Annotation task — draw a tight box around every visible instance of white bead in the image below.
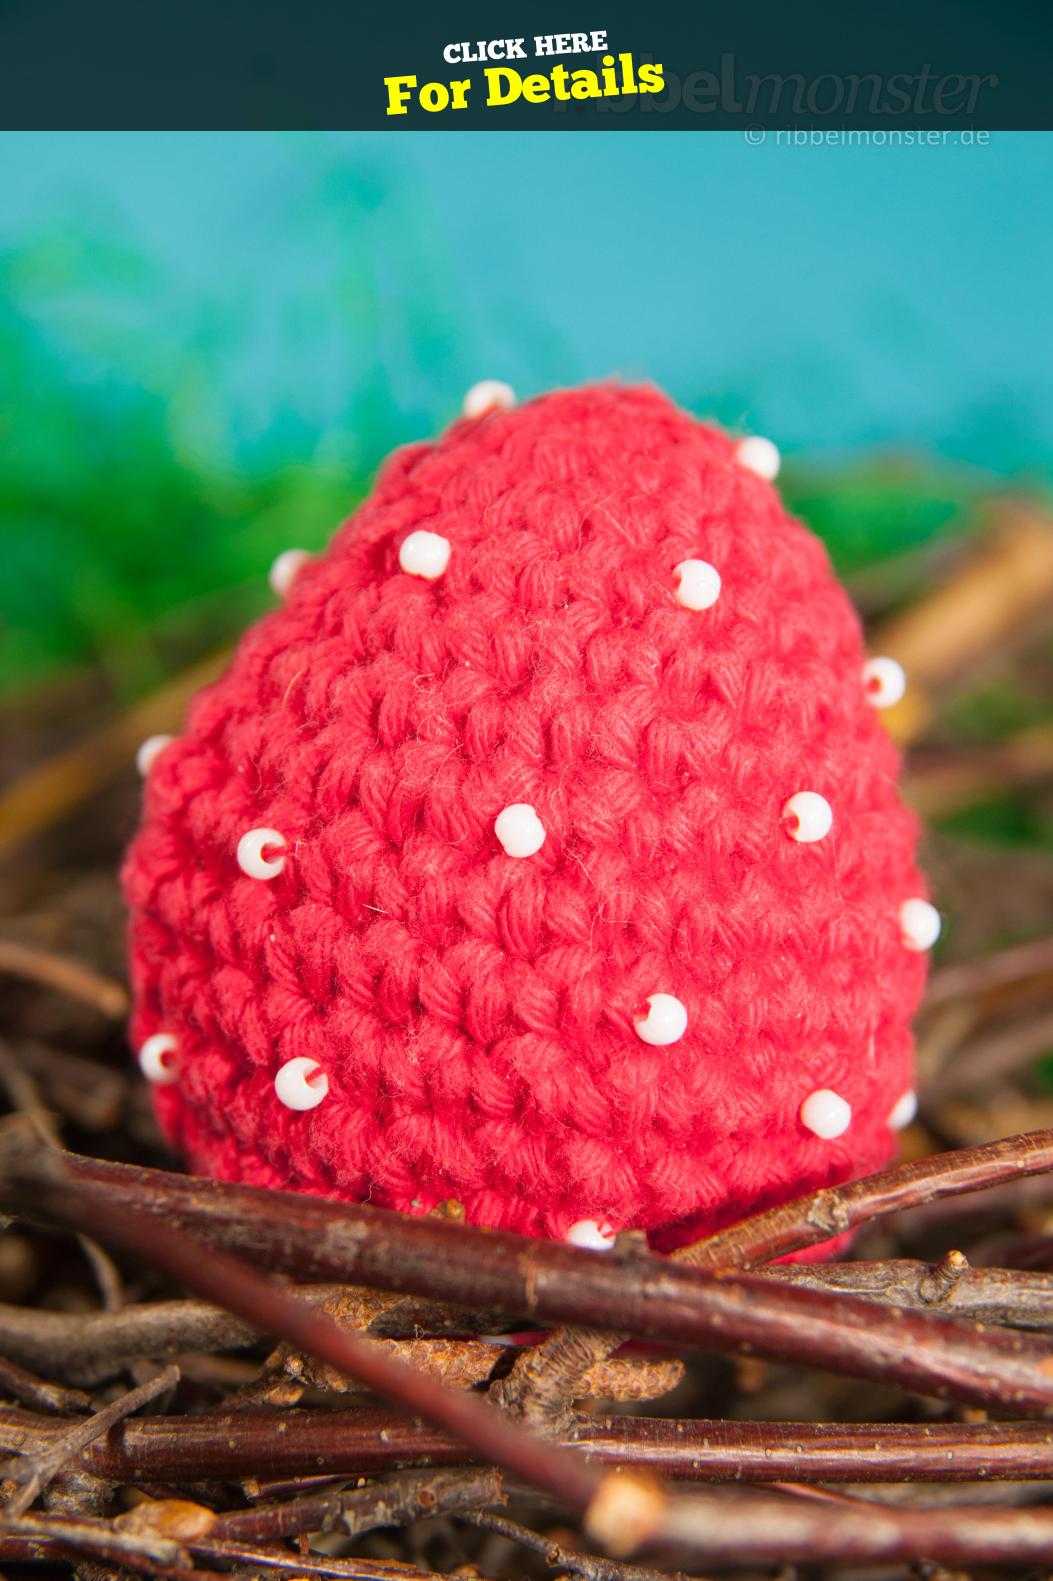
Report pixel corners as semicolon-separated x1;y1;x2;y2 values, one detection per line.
463;380;516;418
138;1032;179;1085
782;791;833;843
633;993;688;1047
136;735;174;777
398;529;451;580
269;548;311;598
565;1219;616;1251
735;435;781;480
800;1088;852;1140
673;559;722;612
236;827;287;880
888;1090;918;1131
863;656;906;709
900;897;941;952
494;803;546;859
274;1056;329;1111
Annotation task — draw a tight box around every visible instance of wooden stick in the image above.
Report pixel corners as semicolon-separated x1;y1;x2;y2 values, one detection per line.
8;1131;1053;1418
678;1125;1053;1267
0;940;128;1019
8;1404;1053;1486
657;1485;1053;1565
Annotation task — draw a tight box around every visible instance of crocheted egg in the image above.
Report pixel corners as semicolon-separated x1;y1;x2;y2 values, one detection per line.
123;383;933;1249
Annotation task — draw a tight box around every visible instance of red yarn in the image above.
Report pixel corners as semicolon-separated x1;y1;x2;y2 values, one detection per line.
123;383;929;1249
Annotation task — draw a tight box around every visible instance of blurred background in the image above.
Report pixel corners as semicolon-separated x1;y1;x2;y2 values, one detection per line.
2;131;1053;1156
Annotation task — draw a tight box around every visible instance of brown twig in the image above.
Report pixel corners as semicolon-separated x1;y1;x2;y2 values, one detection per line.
0;941;128;1020
0;1366;179;1519
7;1405;1053;1487
0;1141;605;1520
752;1254;1053;1330
678;1125;1053;1267
7;1133;1053;1419
655;1485;1053;1565
0;648;227;861
463;1509;687;1581
926;931;1053;1009
212;1466;503;1543
0;1357;91;1417
1;1512;441;1580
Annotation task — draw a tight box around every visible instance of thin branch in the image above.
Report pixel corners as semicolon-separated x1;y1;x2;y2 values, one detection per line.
7;1406;1053;1486
1;1512;440;1581
463;1509;688;1581
926;931;1053;1009
0;940;128;1020
0;1356;91;1416
0;1511;185;1571
212;1467;503;1543
753;1254;1053;1330
0;1140;605;1519
678;1125;1053;1268
7;1130;1053;1419
654;1485;1053;1566
0;647;227;861
0;1289;512;1388
0;1365;179;1518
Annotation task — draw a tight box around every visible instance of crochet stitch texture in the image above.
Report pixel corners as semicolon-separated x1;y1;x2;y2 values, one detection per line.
123;383;929;1247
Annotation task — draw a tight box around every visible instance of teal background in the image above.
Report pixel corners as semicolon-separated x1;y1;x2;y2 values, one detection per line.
1;131;1050;693
3;132;1051;470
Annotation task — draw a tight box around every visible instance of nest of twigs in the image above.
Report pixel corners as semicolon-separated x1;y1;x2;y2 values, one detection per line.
4;497;1053;1580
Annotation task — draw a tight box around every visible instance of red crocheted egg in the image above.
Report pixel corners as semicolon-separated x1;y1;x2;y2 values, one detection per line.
123;383;933;1249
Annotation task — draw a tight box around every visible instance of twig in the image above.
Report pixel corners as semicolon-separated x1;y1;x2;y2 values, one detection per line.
212;1467;503;1543
0;648;227;860
7;1132;1053;1418
0;1142;606;1519
0;1365;179;1518
0;1357;91;1416
0;940;128;1020
0;1289;513;1388
1;1512;439;1580
184;1536;452;1580
926;931;1053;1009
463;1509;687;1581
0;1510;185;1570
655;1485;1053;1565
0;1047;125;1314
869;499;1053;743
678;1125;1053;1267
8;1406;1053;1486
753;1254;1053;1330
925;1008;1053;1097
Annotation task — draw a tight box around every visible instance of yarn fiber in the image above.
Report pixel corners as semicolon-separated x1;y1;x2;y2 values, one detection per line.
123;383;929;1248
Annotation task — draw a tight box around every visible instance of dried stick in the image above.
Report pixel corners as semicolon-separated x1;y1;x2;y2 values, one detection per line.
0;940;128;1020
0;1510;184;1571
212;1466;502;1543
0;1366;179;1518
8;1406;1053;1487
463;1509;686;1581
8;1131;1053;1419
0;1357;91;1416
0;1047;124;1316
654;1485;1053;1566
752;1254;1053;1330
0;1141;605;1520
0;1288;514;1388
13;1128;1053;1290
1;1512;440;1580
926;930;1053;1008
0;647;227;861
678;1125;1053;1267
